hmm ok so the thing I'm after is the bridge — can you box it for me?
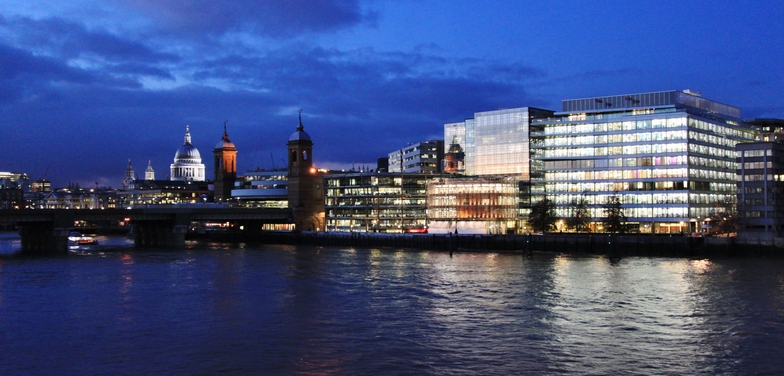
[0,207,292,254]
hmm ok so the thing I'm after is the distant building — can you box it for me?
[31,179,51,193]
[377,157,389,173]
[213,122,237,202]
[744,118,784,134]
[0,171,30,191]
[171,125,206,181]
[117,180,211,207]
[42,187,117,209]
[123,159,135,189]
[388,140,444,174]
[736,125,784,238]
[0,187,24,209]
[145,160,155,180]
[233,169,288,208]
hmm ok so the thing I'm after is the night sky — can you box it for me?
[1,0,782,187]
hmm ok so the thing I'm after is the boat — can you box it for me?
[68,232,99,245]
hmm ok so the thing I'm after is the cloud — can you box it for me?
[114,0,378,38]
[0,6,544,186]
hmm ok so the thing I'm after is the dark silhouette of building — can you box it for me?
[213,121,237,202]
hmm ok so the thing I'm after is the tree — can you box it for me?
[568,196,591,233]
[528,197,558,233]
[602,193,627,233]
[709,198,740,235]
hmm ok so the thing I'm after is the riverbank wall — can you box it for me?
[221,231,784,258]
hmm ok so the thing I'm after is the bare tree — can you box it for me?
[602,193,627,234]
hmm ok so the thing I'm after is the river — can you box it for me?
[1,234,783,375]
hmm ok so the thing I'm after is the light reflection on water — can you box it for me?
[0,237,783,374]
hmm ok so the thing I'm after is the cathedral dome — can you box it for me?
[175,143,202,162]
[171,125,206,181]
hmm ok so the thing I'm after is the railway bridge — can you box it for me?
[0,207,292,254]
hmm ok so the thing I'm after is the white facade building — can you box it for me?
[170,125,206,181]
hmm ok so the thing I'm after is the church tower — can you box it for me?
[287,111,324,231]
[123,159,135,189]
[213,120,237,202]
[145,160,155,180]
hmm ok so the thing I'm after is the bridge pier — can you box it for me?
[18,222,71,255]
[132,220,188,248]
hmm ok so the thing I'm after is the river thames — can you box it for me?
[1,235,783,375]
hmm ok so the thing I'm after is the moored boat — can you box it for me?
[68,232,99,245]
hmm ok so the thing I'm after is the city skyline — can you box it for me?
[1,1,782,187]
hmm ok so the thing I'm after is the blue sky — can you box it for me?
[1,0,782,187]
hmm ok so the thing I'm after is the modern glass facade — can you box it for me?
[427,178,519,234]
[324,172,440,233]
[531,90,756,233]
[446,108,554,178]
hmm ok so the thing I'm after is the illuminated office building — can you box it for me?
[530,90,756,233]
[736,120,784,238]
[232,169,288,208]
[445,107,554,178]
[427,177,519,234]
[324,171,438,233]
[388,140,444,174]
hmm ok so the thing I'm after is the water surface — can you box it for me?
[1,236,783,374]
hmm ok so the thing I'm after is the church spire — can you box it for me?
[222,120,230,141]
[184,125,192,145]
[297,109,304,132]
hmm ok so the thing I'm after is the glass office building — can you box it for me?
[530,90,756,234]
[324,171,441,233]
[427,177,519,234]
[446,107,554,178]
[388,140,444,174]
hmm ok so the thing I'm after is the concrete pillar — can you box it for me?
[18,222,70,255]
[132,219,189,248]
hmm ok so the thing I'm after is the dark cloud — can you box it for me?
[116,0,377,38]
[7,16,179,63]
[0,43,92,83]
